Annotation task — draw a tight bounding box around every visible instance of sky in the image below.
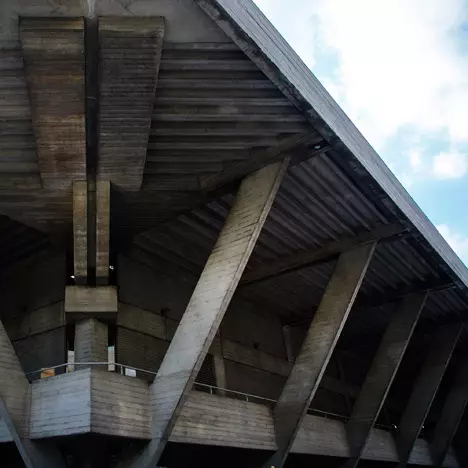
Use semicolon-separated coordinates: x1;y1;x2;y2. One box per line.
253;0;468;265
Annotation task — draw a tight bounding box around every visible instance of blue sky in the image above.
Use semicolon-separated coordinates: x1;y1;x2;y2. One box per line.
254;0;468;265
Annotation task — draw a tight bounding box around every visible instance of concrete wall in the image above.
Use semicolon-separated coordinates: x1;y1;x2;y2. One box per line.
1;253;67;377
30;369;92;439
29;368;151;440
171;391;459;467
117;255;355;416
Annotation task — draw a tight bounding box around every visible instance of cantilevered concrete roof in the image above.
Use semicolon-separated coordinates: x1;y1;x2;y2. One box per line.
0;0;467;346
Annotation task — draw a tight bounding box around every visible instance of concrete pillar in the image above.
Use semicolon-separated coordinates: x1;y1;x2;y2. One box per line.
431;354;468;467
75;318;108;368
396;324;462;467
124;161;288;468
344;292;427;468
263;242;376;468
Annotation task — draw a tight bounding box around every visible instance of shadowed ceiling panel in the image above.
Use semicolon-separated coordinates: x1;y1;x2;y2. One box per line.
20;18;86;190
98;17;164;190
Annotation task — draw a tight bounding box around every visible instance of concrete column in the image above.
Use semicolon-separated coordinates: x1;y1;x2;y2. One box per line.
75;318;108;368
396;324;462;467
263;242;376;468
0;321;65;467
344;292;427;468
124;161;288;468
431;354;468;467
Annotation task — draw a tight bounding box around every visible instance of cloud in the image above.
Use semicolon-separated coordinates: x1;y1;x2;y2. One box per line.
437;224;468;264
255;0;468;152
432;150;468;178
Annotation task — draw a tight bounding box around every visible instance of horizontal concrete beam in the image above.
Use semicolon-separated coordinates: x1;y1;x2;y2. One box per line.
241;222;406;286
65;286;118;318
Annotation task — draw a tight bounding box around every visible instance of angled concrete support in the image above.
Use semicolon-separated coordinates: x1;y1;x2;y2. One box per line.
396;324;462;467
0;321;65;467
263;243;376;468
344;292;427;468
431;353;468;467
124;161;288;468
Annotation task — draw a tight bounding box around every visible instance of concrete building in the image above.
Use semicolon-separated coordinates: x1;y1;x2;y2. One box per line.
0;1;467;467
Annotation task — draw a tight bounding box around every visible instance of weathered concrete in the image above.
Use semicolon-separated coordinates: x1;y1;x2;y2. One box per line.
431;355;468;467
124;160;288;467
65;286;118;317
263;243;376;468
344;292;428;468
0;320;65;467
73;181;88;283
96;181;110;284
75;318;108;368
396;324;462;467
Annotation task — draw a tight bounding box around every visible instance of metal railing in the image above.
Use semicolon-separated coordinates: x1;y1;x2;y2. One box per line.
25;361;158;379
25;361;396;429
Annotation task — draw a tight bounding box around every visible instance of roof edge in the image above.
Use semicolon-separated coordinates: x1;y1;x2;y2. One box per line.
195;0;468;289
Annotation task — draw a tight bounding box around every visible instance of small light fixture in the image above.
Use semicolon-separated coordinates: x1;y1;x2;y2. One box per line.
70;275;75;280
109;265;115;270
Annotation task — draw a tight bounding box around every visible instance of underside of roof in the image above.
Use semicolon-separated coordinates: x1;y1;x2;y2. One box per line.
0;0;467;347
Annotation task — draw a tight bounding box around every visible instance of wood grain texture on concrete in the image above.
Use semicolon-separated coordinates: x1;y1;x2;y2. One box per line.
73;181;88;282
263;243;376;468
75;318;109;368
98;17;164;190
195;0;468;290
124;160;288;467
20;18;86;191
65;286;118;315
169;390;458;467
0;319;65;467
344;292;427;468
396;324;462;467
96;181;110;283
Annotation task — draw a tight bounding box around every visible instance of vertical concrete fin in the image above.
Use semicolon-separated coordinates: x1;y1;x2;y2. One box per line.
264;242;376;468
96;180;110;284
123;160;288;468
344;292;428;468
431;349;468;467
73;181;88;283
396;324;462;467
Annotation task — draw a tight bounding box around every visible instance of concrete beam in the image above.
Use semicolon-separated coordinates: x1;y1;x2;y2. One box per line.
344;292;428;468
0;320;65;467
241;222;406;286
20;18;86;191
65;286;118;319
123;160;288;467
263;243;376;468
431;354;468;467
396;324;462;467
98;18;164;190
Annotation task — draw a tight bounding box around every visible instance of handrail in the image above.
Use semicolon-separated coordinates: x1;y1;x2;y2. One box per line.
24;362;396;428
25;362;158;377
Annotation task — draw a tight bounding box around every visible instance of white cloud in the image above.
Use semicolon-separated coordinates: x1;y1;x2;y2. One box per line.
433;150;468;178
255;0;468;151
437;224;468;264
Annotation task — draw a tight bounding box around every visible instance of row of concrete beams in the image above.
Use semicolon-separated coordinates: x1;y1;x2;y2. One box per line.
1;155;466;467
114;159;467;468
